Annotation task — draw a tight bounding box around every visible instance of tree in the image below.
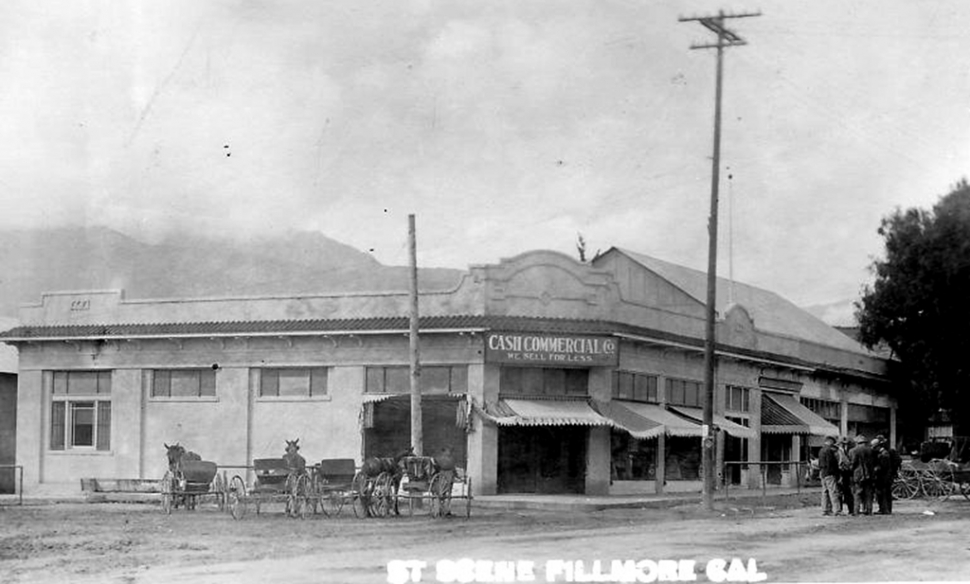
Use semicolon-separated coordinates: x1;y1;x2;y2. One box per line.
856;179;970;432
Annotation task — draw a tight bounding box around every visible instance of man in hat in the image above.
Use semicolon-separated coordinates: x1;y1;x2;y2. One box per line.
837;437;854;515
873;435;901;514
818;435;842;515
848;435;875;515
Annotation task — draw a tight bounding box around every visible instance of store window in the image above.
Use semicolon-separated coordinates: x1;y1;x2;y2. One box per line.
611;431;657;480
725;385;751;413
612;371;659;402
49;371;111;451
665;378;702;407
365;365;468;394
499;367;588;396
258;367;328;398
150;369;216;398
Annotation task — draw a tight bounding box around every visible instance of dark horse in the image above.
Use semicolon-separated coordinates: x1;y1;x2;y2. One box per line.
360;446;413;515
164;442;202;509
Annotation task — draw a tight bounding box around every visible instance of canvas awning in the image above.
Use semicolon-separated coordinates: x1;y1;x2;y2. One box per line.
761;393;840;436
610;401;703;437
667;406;756;440
592;400;664;439
478;398;612;427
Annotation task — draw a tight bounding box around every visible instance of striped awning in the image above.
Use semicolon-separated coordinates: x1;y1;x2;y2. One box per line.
668;406;756;440
479;398;612;427
592;400;664;439
615;401;703;437
761;393;840;436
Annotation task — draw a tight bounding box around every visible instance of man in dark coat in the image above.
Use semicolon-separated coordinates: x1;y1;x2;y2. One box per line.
874;435;901;514
848;435;876;515
837;437;854;515
818;436;842;515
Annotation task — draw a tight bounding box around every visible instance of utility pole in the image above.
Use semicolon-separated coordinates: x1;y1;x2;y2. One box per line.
679;9;760;512
408;214;422;456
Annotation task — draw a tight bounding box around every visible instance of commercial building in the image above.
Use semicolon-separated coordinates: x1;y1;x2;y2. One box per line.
0;248;894;496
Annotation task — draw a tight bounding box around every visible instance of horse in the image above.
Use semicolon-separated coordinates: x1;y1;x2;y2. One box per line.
360;446;413;515
163;442;202;510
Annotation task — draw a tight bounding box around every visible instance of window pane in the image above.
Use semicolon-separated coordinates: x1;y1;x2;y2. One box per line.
684;382;699;408
96;402;111;451
633;374;648;401
171;371;201;397
647;377;658;403
670;380;685;405
200;370;216;397
71;402;95;447
50;401;65;450
385;367;409;393
618;372;633;400
421;367;451;394
97;371;112;395
543;368;565;395
521;368;544;395
260;369;279;397
449;366;468;393
53;372;68;395
565;369;588;396
310;368;328;397
68;372;98;395
279;369;309;397
500;367;522;394
742;388;750;412
153;370;171;398
365;367;384;393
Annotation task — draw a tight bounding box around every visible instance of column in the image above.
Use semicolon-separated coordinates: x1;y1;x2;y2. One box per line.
466;363;498;495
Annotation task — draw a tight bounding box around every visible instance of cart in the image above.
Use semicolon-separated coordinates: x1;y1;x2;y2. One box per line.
227;458;310;520
892;458;970;501
160;459;225;514
396;455;472;518
308;458;359;517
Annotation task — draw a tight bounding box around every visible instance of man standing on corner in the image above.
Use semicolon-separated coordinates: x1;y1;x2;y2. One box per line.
818;435;842;516
849;434;875;515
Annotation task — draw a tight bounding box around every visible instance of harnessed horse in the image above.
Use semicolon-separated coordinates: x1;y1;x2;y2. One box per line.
164;442;202;510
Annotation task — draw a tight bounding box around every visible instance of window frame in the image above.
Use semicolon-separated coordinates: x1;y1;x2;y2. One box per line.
611;371;659;403
148;368;218;401
665;377;702;407
724;385;752;413
256;366;330;400
48;370;112;453
364;365;469;395
499;366;589;397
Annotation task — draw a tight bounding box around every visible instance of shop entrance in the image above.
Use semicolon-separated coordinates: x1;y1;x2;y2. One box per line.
363;396;467;465
497;426;587;494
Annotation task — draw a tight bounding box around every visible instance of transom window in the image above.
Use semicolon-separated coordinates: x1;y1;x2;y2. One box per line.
801;397;840;422
365;365;468;394
665;378;702;408
725;385;751;413
49;371;111;451
612;371;659;403
150;369;216;398
258;367;328;398
499;367;587;396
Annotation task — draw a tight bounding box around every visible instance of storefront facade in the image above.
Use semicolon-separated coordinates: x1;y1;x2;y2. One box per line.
2;248;894;496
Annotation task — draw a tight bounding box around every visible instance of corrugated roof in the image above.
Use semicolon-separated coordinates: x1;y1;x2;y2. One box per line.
761;393;840;436
612;248;871;355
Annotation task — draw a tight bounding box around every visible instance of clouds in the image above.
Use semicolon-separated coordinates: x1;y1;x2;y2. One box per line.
0;0;968;307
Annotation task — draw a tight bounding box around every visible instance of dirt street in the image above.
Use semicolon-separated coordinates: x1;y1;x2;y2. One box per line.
2;496;969;584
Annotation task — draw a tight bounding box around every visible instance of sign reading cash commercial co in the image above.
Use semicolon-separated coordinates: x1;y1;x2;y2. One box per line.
485;332;618;367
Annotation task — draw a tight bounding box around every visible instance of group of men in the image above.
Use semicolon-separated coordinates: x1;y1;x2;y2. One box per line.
817;434;900;516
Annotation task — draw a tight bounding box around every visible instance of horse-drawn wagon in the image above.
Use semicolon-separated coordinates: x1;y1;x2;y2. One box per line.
161;443;226;514
397;455;473;518
227;439;313;520
892;458;970;501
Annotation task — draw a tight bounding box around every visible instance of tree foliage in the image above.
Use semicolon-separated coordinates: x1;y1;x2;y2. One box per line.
856;179;970;430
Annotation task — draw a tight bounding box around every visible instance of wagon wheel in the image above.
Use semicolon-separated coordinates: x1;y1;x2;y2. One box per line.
351;472;370;518
959;480;970;501
322;490;346;517
891;471;918;500
464;477;472;519
428;473;453;518
160;470;175;515
228;475;248;520
211;472;226;512
370;472;392;518
919;469;950;499
308;473;325;516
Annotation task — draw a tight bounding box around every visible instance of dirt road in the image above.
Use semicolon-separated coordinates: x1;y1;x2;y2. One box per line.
2;497;969;583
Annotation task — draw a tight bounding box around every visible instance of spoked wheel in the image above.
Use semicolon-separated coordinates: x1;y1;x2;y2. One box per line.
429;473;453;518
892;470;919;500
289;474;311;520
321;491;346;517
228;475;248;520
919;470;950;499
211;473;227;512
160;470;175;515
370;472;392;518
351;472;370;518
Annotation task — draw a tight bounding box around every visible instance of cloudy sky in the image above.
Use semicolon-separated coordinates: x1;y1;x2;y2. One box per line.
0;0;967;308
